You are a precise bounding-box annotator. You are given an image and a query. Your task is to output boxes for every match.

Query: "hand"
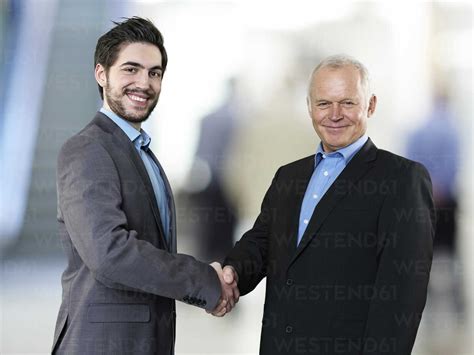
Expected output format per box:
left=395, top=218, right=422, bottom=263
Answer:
left=209, top=262, right=227, bottom=317
left=209, top=298, right=227, bottom=317
left=209, top=262, right=239, bottom=316
left=222, top=265, right=240, bottom=306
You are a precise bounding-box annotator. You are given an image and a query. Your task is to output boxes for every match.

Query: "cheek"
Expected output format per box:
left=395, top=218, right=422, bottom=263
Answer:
left=112, top=76, right=134, bottom=89
left=311, top=117, right=325, bottom=135
left=351, top=114, right=368, bottom=132
left=346, top=110, right=365, bottom=123
left=310, top=110, right=324, bottom=124
left=153, top=81, right=162, bottom=92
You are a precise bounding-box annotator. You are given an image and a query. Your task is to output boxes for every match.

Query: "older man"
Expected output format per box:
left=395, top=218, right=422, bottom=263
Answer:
left=222, top=55, right=435, bottom=354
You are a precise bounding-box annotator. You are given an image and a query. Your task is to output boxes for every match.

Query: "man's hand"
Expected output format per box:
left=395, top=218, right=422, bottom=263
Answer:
left=209, top=262, right=239, bottom=316
left=209, top=262, right=227, bottom=317
left=222, top=265, right=240, bottom=306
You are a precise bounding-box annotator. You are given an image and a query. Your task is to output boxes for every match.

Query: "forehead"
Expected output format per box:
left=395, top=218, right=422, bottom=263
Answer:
left=310, top=65, right=363, bottom=95
left=113, top=42, right=162, bottom=67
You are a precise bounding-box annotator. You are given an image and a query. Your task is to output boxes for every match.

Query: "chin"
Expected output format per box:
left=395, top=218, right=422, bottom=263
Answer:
left=326, top=141, right=348, bottom=151
left=126, top=114, right=149, bottom=123
left=126, top=107, right=151, bottom=120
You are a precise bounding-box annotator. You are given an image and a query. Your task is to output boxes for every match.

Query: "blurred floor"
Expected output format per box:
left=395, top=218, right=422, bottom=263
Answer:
left=1, top=239, right=471, bottom=354
left=0, top=235, right=266, bottom=355
left=1, top=256, right=65, bottom=354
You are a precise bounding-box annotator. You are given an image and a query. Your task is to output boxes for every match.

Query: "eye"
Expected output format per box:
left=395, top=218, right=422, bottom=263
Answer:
left=341, top=100, right=355, bottom=107
left=123, top=67, right=137, bottom=73
left=316, top=102, right=330, bottom=108
left=149, top=71, right=162, bottom=78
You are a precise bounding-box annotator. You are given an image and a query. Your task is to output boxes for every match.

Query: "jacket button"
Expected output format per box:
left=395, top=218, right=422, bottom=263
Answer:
left=202, top=300, right=207, bottom=306
left=286, top=279, right=294, bottom=286
left=285, top=326, right=293, bottom=333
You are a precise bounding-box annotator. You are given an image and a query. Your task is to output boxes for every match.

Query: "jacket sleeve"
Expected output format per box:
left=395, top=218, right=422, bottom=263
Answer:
left=362, top=162, right=435, bottom=354
left=223, top=168, right=281, bottom=295
left=57, top=135, right=221, bottom=311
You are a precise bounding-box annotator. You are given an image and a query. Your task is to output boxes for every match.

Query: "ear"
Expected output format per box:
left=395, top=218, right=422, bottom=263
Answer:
left=367, top=94, right=377, bottom=117
left=306, top=96, right=312, bottom=115
left=95, top=63, right=107, bottom=88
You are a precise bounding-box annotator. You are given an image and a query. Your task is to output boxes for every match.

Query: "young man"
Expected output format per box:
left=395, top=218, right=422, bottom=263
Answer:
left=52, top=17, right=235, bottom=355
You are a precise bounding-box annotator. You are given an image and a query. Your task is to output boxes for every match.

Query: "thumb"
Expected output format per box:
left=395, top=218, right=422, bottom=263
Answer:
left=223, top=267, right=234, bottom=284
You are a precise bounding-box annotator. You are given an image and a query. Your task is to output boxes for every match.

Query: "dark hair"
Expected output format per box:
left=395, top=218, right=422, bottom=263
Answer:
left=94, top=16, right=168, bottom=99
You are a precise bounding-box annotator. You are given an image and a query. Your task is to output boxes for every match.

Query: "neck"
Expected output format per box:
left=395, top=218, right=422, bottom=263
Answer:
left=130, top=122, right=141, bottom=131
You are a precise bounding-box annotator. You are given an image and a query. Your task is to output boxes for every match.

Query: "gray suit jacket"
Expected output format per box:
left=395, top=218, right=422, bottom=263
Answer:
left=52, top=112, right=221, bottom=354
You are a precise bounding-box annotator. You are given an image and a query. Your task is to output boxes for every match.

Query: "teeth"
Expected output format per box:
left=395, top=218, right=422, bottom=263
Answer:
left=129, top=94, right=146, bottom=102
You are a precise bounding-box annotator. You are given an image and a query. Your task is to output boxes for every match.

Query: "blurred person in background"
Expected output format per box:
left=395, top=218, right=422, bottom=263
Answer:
left=52, top=17, right=236, bottom=355
left=184, top=78, right=239, bottom=263
left=221, top=54, right=435, bottom=354
left=407, top=93, right=459, bottom=254
left=406, top=93, right=463, bottom=334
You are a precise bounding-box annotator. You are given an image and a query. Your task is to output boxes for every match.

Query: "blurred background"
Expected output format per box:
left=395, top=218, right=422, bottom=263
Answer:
left=0, top=0, right=472, bottom=354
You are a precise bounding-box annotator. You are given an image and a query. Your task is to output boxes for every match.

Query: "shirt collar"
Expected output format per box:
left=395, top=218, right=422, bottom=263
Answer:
left=315, top=134, right=368, bottom=166
left=100, top=107, right=151, bottom=149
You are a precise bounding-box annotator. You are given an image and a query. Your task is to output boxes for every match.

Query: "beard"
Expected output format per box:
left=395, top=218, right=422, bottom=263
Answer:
left=104, top=85, right=159, bottom=124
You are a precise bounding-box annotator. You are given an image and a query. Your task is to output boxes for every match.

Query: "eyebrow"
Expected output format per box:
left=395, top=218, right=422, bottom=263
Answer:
left=314, top=98, right=357, bottom=102
left=314, top=99, right=331, bottom=103
left=119, top=61, right=163, bottom=71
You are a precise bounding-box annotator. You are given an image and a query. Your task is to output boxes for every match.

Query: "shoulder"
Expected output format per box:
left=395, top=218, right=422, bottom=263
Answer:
left=58, top=120, right=112, bottom=169
left=276, top=155, right=314, bottom=176
left=376, top=149, right=430, bottom=179
left=374, top=150, right=432, bottom=203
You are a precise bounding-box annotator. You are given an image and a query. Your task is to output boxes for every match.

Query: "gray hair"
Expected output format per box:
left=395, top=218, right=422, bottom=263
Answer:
left=307, top=54, right=371, bottom=99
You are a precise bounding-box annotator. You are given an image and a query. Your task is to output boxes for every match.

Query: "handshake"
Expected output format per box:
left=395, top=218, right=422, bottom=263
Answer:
left=209, top=262, right=240, bottom=317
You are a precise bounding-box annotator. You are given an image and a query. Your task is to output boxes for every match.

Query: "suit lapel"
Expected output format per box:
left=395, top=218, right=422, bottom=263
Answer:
left=92, top=113, right=170, bottom=251
left=147, top=149, right=177, bottom=253
left=288, top=139, right=378, bottom=268
left=286, top=157, right=316, bottom=255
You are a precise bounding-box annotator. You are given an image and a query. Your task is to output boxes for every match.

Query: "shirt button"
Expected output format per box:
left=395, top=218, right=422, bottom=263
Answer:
left=322, top=154, right=326, bottom=158
left=285, top=325, right=293, bottom=333
left=323, top=171, right=329, bottom=176
left=286, top=279, right=294, bottom=286
left=313, top=194, right=318, bottom=199
left=303, top=219, right=309, bottom=224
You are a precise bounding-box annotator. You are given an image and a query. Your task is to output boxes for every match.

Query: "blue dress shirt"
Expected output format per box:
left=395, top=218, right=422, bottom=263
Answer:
left=297, top=135, right=368, bottom=245
left=100, top=107, right=170, bottom=242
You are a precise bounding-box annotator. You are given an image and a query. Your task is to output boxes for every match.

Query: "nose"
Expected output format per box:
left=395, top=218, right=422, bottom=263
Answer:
left=135, top=71, right=151, bottom=89
left=329, top=103, right=342, bottom=121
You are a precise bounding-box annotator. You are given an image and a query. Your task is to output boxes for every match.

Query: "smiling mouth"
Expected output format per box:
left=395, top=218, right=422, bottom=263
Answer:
left=324, top=126, right=348, bottom=130
left=128, top=94, right=147, bottom=102
left=126, top=93, right=149, bottom=106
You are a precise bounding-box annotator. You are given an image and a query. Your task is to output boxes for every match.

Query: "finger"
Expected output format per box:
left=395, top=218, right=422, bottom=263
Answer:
left=223, top=285, right=235, bottom=308
left=212, top=307, right=227, bottom=317
left=223, top=267, right=234, bottom=284
left=233, top=286, right=240, bottom=303
left=214, top=298, right=227, bottom=312
left=225, top=301, right=232, bottom=314
left=227, top=294, right=235, bottom=309
left=212, top=304, right=227, bottom=317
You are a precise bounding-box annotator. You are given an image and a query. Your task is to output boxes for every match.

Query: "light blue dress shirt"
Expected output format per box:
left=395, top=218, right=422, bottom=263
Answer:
left=100, top=107, right=170, bottom=242
left=297, top=134, right=368, bottom=245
